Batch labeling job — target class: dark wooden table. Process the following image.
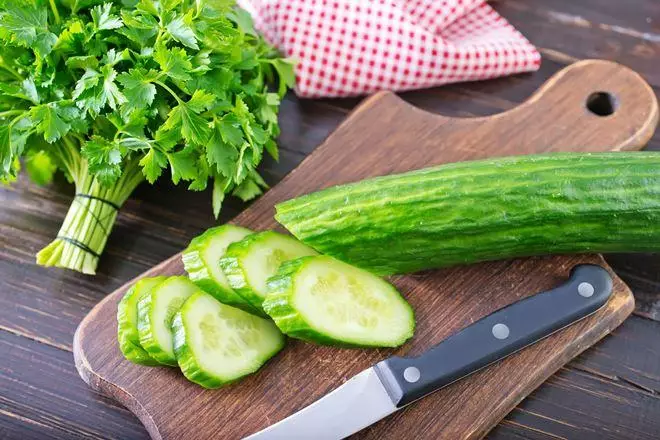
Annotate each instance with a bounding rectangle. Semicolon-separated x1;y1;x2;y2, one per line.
2;1;659;439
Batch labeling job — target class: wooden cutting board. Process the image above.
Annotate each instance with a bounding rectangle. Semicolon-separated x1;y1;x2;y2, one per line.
74;59;658;440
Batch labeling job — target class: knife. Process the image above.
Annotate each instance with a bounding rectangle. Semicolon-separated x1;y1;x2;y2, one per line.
245;264;613;440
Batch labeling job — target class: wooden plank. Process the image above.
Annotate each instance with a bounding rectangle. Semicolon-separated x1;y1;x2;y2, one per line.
5;314;660;440
74;60;655;439
605;254;660;321
571;314;660;394
493;363;660;440
489;314;660;439
495;0;660;87
1;1;659;438
0;329;148;440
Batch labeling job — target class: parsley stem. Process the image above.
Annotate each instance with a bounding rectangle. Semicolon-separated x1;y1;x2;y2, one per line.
48;0;61;24
60;135;82;179
7;113;29;134
0;61;22;81
0;110;25;119
35;157;144;274
52;141;75;178
154;29;167;47
154;80;183;104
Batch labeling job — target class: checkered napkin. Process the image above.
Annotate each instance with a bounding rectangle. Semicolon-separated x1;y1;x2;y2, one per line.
236;0;541;98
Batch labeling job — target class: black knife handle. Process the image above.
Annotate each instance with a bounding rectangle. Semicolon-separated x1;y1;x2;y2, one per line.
374;264;613;407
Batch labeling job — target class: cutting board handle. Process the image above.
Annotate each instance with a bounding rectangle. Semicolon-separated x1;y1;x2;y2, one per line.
347;59;658;167
503;59;658;147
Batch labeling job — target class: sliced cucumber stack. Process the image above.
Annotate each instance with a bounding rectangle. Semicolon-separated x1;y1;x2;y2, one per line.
119;224;418;385
182;225;256;313
137;276;200;366
264;255;415;348
220;231;318;312
117;276;166;366
173;291;285;389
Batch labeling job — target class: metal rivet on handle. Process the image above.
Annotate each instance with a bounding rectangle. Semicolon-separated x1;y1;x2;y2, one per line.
403;367;421;383
492;323;510;340
578;282;595;298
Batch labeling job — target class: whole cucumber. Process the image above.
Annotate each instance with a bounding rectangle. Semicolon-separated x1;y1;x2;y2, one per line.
275;152;660;275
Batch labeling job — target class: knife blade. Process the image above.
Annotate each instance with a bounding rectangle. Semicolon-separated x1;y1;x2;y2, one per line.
245;264;613;440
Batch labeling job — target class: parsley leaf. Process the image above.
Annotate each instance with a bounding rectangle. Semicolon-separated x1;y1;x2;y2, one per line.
104;48;130;66
117;68;159;111
101;66;127;110
216;113;244;146
212;176;228;218
1;78;40;104
268;58;296;97
118;10;158;45
73;66;126;114
53;20;85;53
227;8;257;37
33;32;58;58
135;0;159;17
264;138;278;161
31;104;72;142
139;147;167;183
167;146;198;184
66;55;100;71
0;1;56;53
166;12;199;50
207;121;238;176
154;45;192;81
26;150;57;185
91;3;123;31
187;89;215;112
81;135;123;184
163;91;214;145
0;125;11;175
232;170;267;201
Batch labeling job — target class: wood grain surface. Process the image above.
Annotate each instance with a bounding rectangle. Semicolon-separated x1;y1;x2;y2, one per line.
3;2;660;438
73;59;656;439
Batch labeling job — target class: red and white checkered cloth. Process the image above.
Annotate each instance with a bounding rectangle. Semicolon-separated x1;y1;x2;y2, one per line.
237;0;541;98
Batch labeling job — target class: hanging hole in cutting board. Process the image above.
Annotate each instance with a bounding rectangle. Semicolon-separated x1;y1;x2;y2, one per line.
586;91;617;116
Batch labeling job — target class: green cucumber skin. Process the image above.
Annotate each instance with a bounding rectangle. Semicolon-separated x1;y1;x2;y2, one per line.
172;292;285;389
219;231;315;314
137;276;194;366
117;339;159;366
117;277;166;366
263;256;415;348
172;307;227;389
182;225;258;315
218;238;268;317
275;152;660;276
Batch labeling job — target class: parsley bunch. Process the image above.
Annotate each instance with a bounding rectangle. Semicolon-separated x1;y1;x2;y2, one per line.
0;0;294;274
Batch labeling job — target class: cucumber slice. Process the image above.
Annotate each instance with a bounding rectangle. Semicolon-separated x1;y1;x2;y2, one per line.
117;276;166;366
220;231;318;312
137;276;199;366
264;255;415;348
172;291;285;389
182;225;256;313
